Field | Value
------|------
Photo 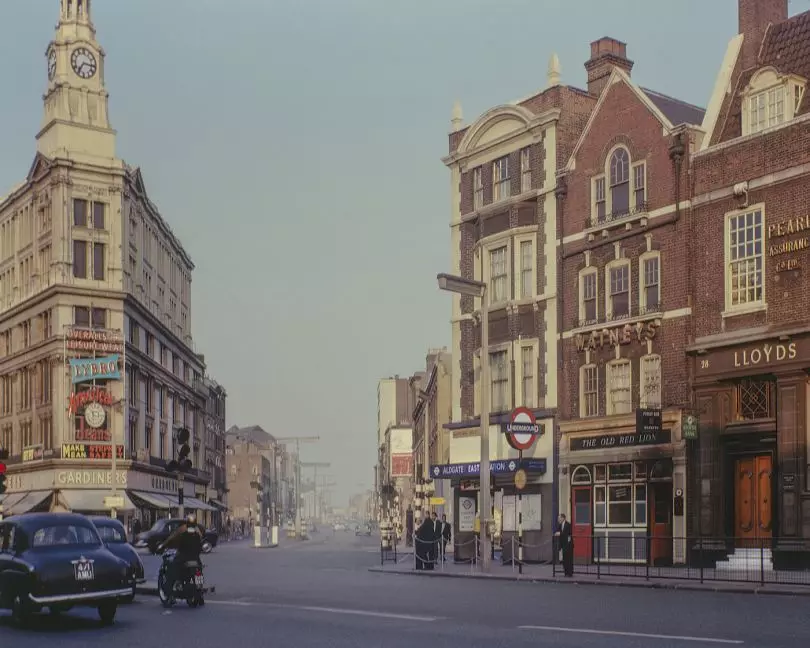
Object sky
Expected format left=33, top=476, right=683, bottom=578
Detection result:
left=2, top=0, right=795, bottom=504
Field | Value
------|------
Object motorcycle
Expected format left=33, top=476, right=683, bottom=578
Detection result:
left=157, top=549, right=205, bottom=608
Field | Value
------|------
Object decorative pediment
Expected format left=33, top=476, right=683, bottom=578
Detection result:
left=130, top=166, right=148, bottom=196
left=457, top=104, right=535, bottom=155
left=26, top=152, right=52, bottom=182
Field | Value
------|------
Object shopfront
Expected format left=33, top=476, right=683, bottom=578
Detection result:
left=559, top=411, right=688, bottom=565
left=688, top=332, right=810, bottom=567
left=431, top=457, right=551, bottom=563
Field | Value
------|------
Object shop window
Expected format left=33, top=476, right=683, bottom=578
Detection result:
left=608, top=462, right=632, bottom=482
left=735, top=378, right=775, bottom=420
left=571, top=466, right=592, bottom=484
left=608, top=485, right=632, bottom=525
left=633, top=461, right=647, bottom=480
left=594, top=486, right=606, bottom=526
left=594, top=465, right=606, bottom=482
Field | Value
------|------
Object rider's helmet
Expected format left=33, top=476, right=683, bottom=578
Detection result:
left=186, top=513, right=197, bottom=525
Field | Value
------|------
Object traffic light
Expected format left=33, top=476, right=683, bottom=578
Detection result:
left=0, top=448, right=8, bottom=495
left=167, top=428, right=192, bottom=473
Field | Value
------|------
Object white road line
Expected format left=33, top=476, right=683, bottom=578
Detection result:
left=518, top=625, right=743, bottom=644
left=206, top=599, right=441, bottom=622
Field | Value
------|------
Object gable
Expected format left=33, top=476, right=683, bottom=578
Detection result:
left=26, top=153, right=52, bottom=182
left=456, top=105, right=534, bottom=155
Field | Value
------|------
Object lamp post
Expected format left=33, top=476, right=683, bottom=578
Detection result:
left=437, top=273, right=491, bottom=572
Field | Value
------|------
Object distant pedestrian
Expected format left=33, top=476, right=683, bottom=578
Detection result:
left=555, top=513, right=574, bottom=577
left=415, top=514, right=434, bottom=571
left=440, top=514, right=451, bottom=562
left=431, top=512, right=442, bottom=564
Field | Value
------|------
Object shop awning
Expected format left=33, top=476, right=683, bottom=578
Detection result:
left=128, top=490, right=173, bottom=509
left=208, top=499, right=228, bottom=510
left=59, top=490, right=135, bottom=512
left=183, top=497, right=217, bottom=512
left=0, top=492, right=28, bottom=513
left=6, top=491, right=53, bottom=515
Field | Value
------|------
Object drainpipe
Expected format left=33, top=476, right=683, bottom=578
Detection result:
left=553, top=173, right=568, bottom=524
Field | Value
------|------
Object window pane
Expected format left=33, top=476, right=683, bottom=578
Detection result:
left=73, top=199, right=87, bottom=227
left=91, top=308, right=106, bottom=329
left=728, top=209, right=763, bottom=306
left=73, top=240, right=87, bottom=278
left=520, top=241, right=532, bottom=297
left=608, top=361, right=632, bottom=415
left=93, top=243, right=105, bottom=281
left=74, top=307, right=90, bottom=327
left=574, top=489, right=591, bottom=524
left=93, top=202, right=105, bottom=229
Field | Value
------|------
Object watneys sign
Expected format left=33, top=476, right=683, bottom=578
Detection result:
left=576, top=319, right=660, bottom=352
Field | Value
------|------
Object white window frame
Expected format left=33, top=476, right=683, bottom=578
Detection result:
left=632, top=162, right=647, bottom=210
left=605, top=259, right=631, bottom=320
left=516, top=340, right=539, bottom=409
left=638, top=251, right=661, bottom=314
left=724, top=204, right=766, bottom=316
left=639, top=354, right=662, bottom=409
left=591, top=175, right=606, bottom=224
left=472, top=166, right=483, bottom=210
left=592, top=146, right=647, bottom=223
left=514, top=234, right=536, bottom=300
left=742, top=68, right=807, bottom=136
left=580, top=363, right=598, bottom=418
left=473, top=343, right=513, bottom=417
left=606, top=359, right=632, bottom=416
left=520, top=147, right=532, bottom=194
left=488, top=245, right=509, bottom=305
left=579, top=268, right=598, bottom=325
left=492, top=156, right=510, bottom=202
left=489, top=347, right=511, bottom=413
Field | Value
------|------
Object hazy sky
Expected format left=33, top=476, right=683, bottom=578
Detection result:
left=1, top=0, right=770, bottom=503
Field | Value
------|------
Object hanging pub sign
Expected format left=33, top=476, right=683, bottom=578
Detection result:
left=65, top=328, right=125, bottom=354
left=61, top=443, right=124, bottom=460
left=636, top=408, right=663, bottom=435
left=69, top=355, right=121, bottom=384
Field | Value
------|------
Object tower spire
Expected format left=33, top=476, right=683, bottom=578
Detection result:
left=61, top=0, right=93, bottom=25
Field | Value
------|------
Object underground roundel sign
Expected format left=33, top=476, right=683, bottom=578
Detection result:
left=505, top=407, right=540, bottom=451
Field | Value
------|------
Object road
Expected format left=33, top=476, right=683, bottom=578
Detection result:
left=1, top=529, right=810, bottom=646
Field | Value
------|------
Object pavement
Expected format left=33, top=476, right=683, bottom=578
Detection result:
left=2, top=530, right=810, bottom=646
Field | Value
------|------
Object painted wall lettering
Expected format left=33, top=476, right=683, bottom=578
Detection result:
left=768, top=216, right=810, bottom=272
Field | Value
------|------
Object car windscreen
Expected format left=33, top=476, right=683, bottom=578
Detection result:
left=31, top=524, right=102, bottom=548
left=96, top=525, right=127, bottom=543
left=149, top=519, right=166, bottom=531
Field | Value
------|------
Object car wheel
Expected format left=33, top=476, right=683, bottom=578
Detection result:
left=98, top=601, right=117, bottom=626
left=11, top=592, right=34, bottom=627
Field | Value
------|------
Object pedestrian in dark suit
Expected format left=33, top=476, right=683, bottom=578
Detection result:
left=415, top=515, right=434, bottom=570
left=555, top=513, right=574, bottom=577
left=440, top=514, right=451, bottom=561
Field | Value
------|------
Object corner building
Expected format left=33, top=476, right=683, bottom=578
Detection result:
left=441, top=53, right=595, bottom=563
left=556, top=38, right=705, bottom=565
left=687, top=0, right=810, bottom=567
left=0, top=1, right=220, bottom=526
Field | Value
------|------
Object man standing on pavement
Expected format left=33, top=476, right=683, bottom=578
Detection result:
left=555, top=513, right=574, bottom=577
left=431, top=512, right=442, bottom=563
left=440, top=514, right=451, bottom=562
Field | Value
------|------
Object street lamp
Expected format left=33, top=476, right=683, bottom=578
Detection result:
left=437, top=272, right=491, bottom=572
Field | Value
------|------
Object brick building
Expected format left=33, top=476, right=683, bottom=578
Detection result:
left=686, top=0, right=810, bottom=567
left=440, top=53, right=596, bottom=563
left=555, top=38, right=705, bottom=565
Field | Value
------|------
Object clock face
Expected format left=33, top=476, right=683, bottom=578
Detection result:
left=84, top=402, right=107, bottom=429
left=71, top=47, right=97, bottom=79
left=48, top=50, right=56, bottom=80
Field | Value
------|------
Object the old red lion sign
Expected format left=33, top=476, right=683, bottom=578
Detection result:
left=504, top=407, right=541, bottom=451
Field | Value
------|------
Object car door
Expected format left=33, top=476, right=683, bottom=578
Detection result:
left=0, top=522, right=9, bottom=603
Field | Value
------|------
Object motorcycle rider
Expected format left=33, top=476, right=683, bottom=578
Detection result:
left=158, top=514, right=204, bottom=601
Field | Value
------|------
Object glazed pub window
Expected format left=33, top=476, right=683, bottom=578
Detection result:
left=607, top=360, right=632, bottom=415
left=492, top=156, right=510, bottom=202
left=519, top=240, right=533, bottom=298
left=642, top=255, right=660, bottom=311
left=521, top=346, right=534, bottom=408
left=726, top=209, right=763, bottom=309
left=489, top=246, right=508, bottom=304
left=640, top=355, right=661, bottom=408
left=608, top=264, right=630, bottom=318
left=472, top=167, right=483, bottom=210
left=593, top=462, right=648, bottom=528
left=580, top=364, right=598, bottom=418
left=490, top=350, right=509, bottom=412
left=581, top=271, right=597, bottom=324
left=520, top=147, right=531, bottom=193
left=609, top=148, right=630, bottom=217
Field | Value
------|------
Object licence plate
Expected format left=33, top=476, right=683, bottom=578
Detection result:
left=194, top=574, right=204, bottom=587
left=73, top=559, right=95, bottom=581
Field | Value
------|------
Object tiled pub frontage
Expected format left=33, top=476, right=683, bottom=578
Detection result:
left=687, top=334, right=810, bottom=569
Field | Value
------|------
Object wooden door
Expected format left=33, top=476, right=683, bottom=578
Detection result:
left=734, top=455, right=773, bottom=547
left=571, top=487, right=592, bottom=562
left=649, top=484, right=672, bottom=566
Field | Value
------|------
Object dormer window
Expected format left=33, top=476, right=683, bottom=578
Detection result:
left=742, top=67, right=807, bottom=136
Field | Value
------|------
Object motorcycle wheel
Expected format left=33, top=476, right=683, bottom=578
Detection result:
left=157, top=573, right=173, bottom=609
left=202, top=541, right=212, bottom=553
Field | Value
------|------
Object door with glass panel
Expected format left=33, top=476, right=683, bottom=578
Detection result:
left=571, top=487, right=592, bottom=562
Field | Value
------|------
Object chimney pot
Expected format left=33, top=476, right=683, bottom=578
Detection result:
left=584, top=36, right=633, bottom=96
left=738, top=0, right=788, bottom=71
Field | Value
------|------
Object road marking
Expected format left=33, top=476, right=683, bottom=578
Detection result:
left=518, top=625, right=743, bottom=644
left=207, top=599, right=441, bottom=622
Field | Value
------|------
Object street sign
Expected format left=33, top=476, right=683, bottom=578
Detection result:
left=504, top=407, right=540, bottom=451
left=683, top=414, right=698, bottom=440
left=103, top=495, right=124, bottom=510
left=514, top=469, right=527, bottom=490
left=429, top=497, right=445, bottom=506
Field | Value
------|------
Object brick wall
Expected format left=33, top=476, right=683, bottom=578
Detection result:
left=557, top=78, right=693, bottom=422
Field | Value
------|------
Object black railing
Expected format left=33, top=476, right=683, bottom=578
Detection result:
left=574, top=300, right=664, bottom=329
left=552, top=535, right=810, bottom=586
left=586, top=201, right=650, bottom=229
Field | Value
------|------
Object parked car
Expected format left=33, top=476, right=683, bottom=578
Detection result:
left=89, top=517, right=145, bottom=601
left=0, top=513, right=133, bottom=626
left=355, top=524, right=372, bottom=536
left=134, top=518, right=219, bottom=554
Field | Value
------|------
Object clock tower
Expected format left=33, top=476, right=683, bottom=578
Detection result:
left=37, top=0, right=116, bottom=163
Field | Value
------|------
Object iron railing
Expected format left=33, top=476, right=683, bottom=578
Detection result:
left=552, top=535, right=810, bottom=586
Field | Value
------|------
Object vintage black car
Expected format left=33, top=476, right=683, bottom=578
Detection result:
left=89, top=516, right=145, bottom=601
left=0, top=513, right=133, bottom=626
left=134, top=517, right=219, bottom=553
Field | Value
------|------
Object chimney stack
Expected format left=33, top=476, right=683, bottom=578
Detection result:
left=738, top=0, right=788, bottom=71
left=584, top=37, right=633, bottom=96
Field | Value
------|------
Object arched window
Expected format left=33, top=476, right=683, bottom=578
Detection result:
left=571, top=466, right=592, bottom=484
left=609, top=148, right=630, bottom=216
